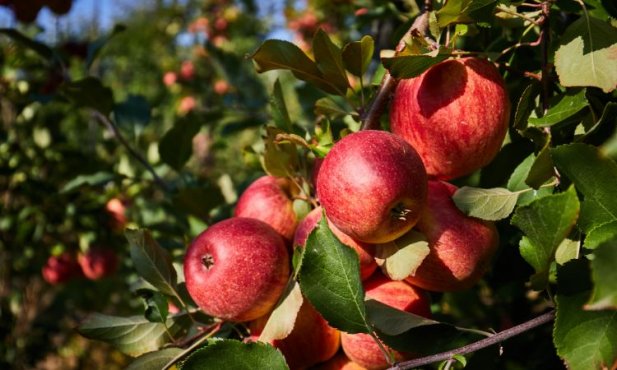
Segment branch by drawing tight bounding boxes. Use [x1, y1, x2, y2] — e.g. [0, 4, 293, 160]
[540, 0, 552, 112]
[390, 310, 555, 370]
[360, 9, 432, 131]
[92, 110, 171, 192]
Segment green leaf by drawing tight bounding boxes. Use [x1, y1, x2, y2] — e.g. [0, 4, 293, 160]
[259, 281, 303, 342]
[180, 340, 289, 370]
[125, 229, 178, 297]
[342, 35, 375, 77]
[173, 184, 225, 221]
[125, 348, 183, 370]
[554, 16, 617, 93]
[382, 50, 450, 79]
[114, 94, 151, 135]
[251, 39, 339, 94]
[0, 28, 56, 62]
[86, 24, 126, 69]
[555, 261, 617, 370]
[136, 289, 170, 323]
[507, 154, 553, 205]
[555, 239, 581, 265]
[435, 0, 497, 28]
[60, 171, 116, 193]
[585, 221, 617, 250]
[528, 89, 588, 127]
[78, 313, 190, 357]
[262, 126, 299, 177]
[374, 230, 430, 281]
[577, 102, 617, 138]
[270, 79, 292, 131]
[158, 117, 202, 171]
[512, 187, 580, 288]
[586, 239, 617, 310]
[525, 143, 554, 189]
[513, 82, 541, 130]
[299, 216, 370, 334]
[365, 299, 438, 336]
[61, 77, 114, 115]
[312, 29, 349, 94]
[452, 186, 519, 221]
[314, 97, 353, 119]
[552, 144, 617, 233]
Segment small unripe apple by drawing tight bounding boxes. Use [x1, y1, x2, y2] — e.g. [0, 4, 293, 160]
[78, 247, 118, 280]
[234, 176, 298, 242]
[390, 57, 510, 180]
[317, 130, 427, 244]
[405, 180, 499, 292]
[293, 207, 377, 281]
[248, 299, 340, 369]
[341, 274, 431, 370]
[184, 218, 289, 322]
[42, 252, 82, 285]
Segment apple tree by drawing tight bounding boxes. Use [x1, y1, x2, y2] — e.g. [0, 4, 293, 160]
[1, 0, 616, 369]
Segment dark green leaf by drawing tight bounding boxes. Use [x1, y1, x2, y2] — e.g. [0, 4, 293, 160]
[86, 24, 126, 69]
[365, 299, 438, 336]
[552, 144, 617, 233]
[180, 340, 289, 370]
[513, 82, 541, 130]
[577, 102, 617, 139]
[125, 348, 183, 370]
[313, 29, 349, 95]
[555, 261, 617, 370]
[159, 117, 202, 171]
[137, 289, 170, 323]
[507, 154, 553, 205]
[61, 77, 114, 115]
[299, 217, 370, 334]
[554, 16, 617, 93]
[452, 186, 518, 221]
[114, 94, 151, 135]
[314, 97, 353, 119]
[512, 187, 580, 288]
[382, 51, 450, 79]
[125, 229, 178, 297]
[525, 144, 554, 189]
[60, 172, 116, 193]
[342, 35, 375, 77]
[78, 313, 190, 357]
[528, 89, 588, 127]
[251, 39, 338, 94]
[0, 28, 56, 62]
[173, 184, 224, 220]
[435, 0, 498, 28]
[586, 239, 617, 310]
[270, 79, 292, 131]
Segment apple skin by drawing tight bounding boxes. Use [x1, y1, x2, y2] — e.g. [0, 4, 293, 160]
[248, 299, 340, 369]
[341, 273, 431, 370]
[42, 253, 83, 285]
[317, 130, 427, 244]
[78, 248, 118, 280]
[405, 180, 499, 292]
[184, 217, 289, 322]
[312, 353, 365, 370]
[390, 57, 510, 180]
[234, 176, 298, 242]
[293, 207, 377, 281]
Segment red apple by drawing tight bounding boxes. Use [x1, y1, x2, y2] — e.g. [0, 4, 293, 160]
[390, 57, 510, 180]
[248, 299, 340, 369]
[293, 207, 377, 281]
[405, 180, 499, 292]
[178, 96, 197, 114]
[106, 197, 127, 231]
[78, 247, 118, 280]
[184, 217, 289, 322]
[180, 60, 195, 80]
[213, 79, 230, 95]
[341, 274, 431, 370]
[316, 130, 427, 244]
[313, 353, 365, 370]
[42, 252, 82, 285]
[234, 176, 299, 242]
[163, 71, 177, 86]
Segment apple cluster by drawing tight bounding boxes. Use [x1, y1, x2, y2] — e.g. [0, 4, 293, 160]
[183, 57, 508, 369]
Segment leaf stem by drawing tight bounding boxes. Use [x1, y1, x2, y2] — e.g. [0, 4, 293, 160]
[389, 310, 555, 370]
[162, 322, 222, 370]
[369, 330, 396, 367]
[92, 111, 171, 192]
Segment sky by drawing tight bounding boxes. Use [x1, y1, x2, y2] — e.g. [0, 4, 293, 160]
[0, 0, 293, 42]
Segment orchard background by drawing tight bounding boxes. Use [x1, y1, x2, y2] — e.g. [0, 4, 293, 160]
[1, 0, 616, 369]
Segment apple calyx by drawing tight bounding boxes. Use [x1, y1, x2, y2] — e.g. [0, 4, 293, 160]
[201, 254, 215, 270]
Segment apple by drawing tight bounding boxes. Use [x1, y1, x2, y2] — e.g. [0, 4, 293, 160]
[294, 207, 377, 281]
[316, 130, 427, 244]
[78, 247, 118, 280]
[184, 217, 289, 322]
[313, 353, 365, 370]
[248, 299, 340, 369]
[390, 57, 510, 180]
[405, 180, 499, 291]
[213, 79, 230, 95]
[106, 197, 127, 231]
[178, 96, 197, 114]
[42, 253, 82, 285]
[12, 0, 42, 23]
[234, 176, 299, 242]
[341, 273, 431, 370]
[163, 71, 177, 86]
[180, 60, 195, 80]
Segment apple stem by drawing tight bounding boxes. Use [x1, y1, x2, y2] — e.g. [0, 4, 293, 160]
[389, 310, 555, 370]
[392, 203, 412, 221]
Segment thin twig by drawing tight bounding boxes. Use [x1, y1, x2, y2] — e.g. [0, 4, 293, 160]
[92, 111, 171, 192]
[390, 310, 555, 370]
[540, 0, 552, 112]
[162, 322, 222, 370]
